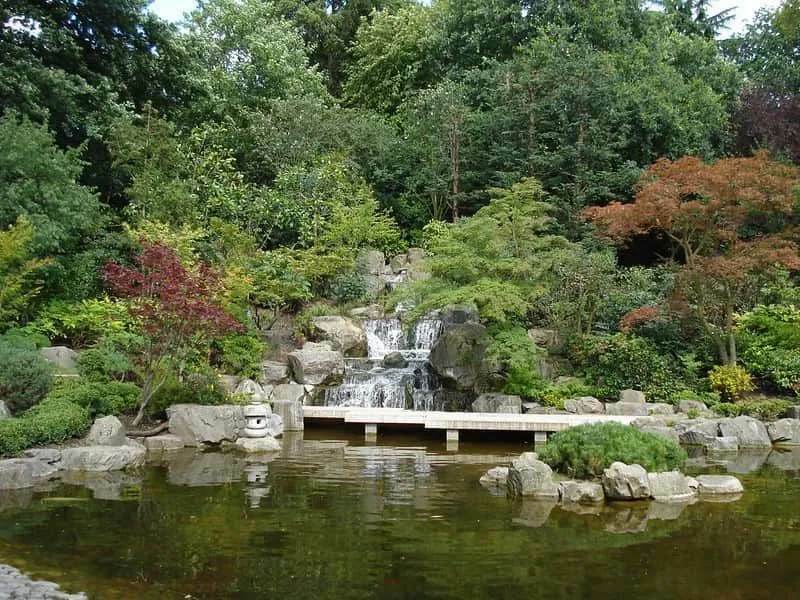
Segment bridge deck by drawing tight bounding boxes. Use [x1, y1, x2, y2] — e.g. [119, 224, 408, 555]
[303, 406, 637, 441]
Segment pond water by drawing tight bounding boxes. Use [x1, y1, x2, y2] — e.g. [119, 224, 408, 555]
[1, 430, 800, 599]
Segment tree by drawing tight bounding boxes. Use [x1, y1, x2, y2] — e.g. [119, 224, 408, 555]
[0, 113, 101, 256]
[0, 218, 49, 330]
[586, 152, 800, 365]
[735, 87, 800, 164]
[103, 243, 242, 425]
[655, 1, 734, 38]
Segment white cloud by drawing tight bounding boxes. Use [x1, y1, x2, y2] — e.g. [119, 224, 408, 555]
[709, 0, 781, 35]
[149, 0, 196, 23]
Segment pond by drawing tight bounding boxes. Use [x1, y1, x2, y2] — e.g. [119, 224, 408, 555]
[1, 430, 800, 599]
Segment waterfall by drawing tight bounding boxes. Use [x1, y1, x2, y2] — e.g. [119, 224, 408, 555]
[364, 319, 405, 359]
[410, 319, 445, 351]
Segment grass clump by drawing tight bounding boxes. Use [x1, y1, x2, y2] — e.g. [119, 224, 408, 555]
[538, 422, 687, 479]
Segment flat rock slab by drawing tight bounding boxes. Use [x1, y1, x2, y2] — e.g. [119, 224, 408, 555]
[167, 404, 246, 446]
[143, 434, 185, 452]
[560, 481, 604, 504]
[696, 475, 744, 495]
[767, 419, 800, 445]
[60, 445, 145, 472]
[604, 402, 648, 417]
[648, 471, 696, 503]
[234, 436, 281, 453]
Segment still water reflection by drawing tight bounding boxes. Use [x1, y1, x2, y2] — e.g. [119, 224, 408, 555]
[1, 431, 800, 599]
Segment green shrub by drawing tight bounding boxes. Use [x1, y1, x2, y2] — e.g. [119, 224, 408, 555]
[538, 380, 602, 410]
[148, 369, 225, 417]
[712, 398, 792, 421]
[77, 343, 135, 383]
[739, 305, 800, 396]
[47, 380, 141, 417]
[23, 298, 133, 348]
[326, 271, 367, 304]
[215, 332, 265, 379]
[709, 364, 755, 402]
[571, 334, 683, 401]
[669, 388, 720, 407]
[486, 327, 547, 399]
[0, 397, 91, 456]
[538, 422, 688, 479]
[0, 337, 53, 414]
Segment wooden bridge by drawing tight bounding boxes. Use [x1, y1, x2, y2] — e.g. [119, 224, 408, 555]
[303, 406, 638, 446]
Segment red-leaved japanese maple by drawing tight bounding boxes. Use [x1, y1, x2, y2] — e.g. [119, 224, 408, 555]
[585, 152, 800, 365]
[103, 242, 243, 425]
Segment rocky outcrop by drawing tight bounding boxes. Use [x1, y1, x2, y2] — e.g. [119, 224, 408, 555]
[479, 466, 509, 489]
[167, 404, 246, 446]
[259, 361, 290, 385]
[60, 445, 145, 472]
[601, 462, 651, 500]
[39, 346, 78, 371]
[507, 453, 559, 498]
[767, 418, 800, 445]
[604, 402, 648, 416]
[429, 323, 489, 391]
[288, 342, 345, 386]
[85, 416, 128, 446]
[471, 393, 522, 414]
[560, 481, 604, 504]
[269, 383, 311, 404]
[564, 396, 604, 414]
[526, 328, 562, 350]
[619, 389, 646, 404]
[356, 249, 388, 298]
[647, 471, 695, 502]
[695, 474, 744, 495]
[310, 316, 367, 356]
[718, 416, 772, 449]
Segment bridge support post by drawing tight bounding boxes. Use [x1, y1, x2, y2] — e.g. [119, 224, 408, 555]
[365, 423, 378, 441]
[446, 429, 459, 452]
[534, 431, 548, 446]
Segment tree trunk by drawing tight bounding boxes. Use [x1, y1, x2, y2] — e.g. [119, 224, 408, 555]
[727, 332, 737, 366]
[133, 373, 154, 427]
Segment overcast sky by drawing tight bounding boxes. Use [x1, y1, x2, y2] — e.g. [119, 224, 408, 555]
[149, 0, 783, 36]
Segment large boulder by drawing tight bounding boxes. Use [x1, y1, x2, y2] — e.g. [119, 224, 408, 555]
[674, 419, 720, 446]
[60, 445, 145, 471]
[560, 481, 604, 504]
[695, 474, 744, 495]
[429, 323, 489, 391]
[271, 399, 304, 431]
[259, 361, 290, 385]
[288, 342, 345, 385]
[479, 466, 509, 489]
[382, 351, 408, 369]
[39, 346, 78, 371]
[310, 316, 367, 356]
[0, 460, 35, 490]
[647, 471, 695, 502]
[85, 416, 128, 447]
[564, 396, 604, 415]
[167, 404, 246, 446]
[678, 399, 709, 415]
[619, 389, 646, 404]
[506, 454, 559, 498]
[767, 418, 800, 445]
[707, 436, 740, 452]
[601, 462, 651, 500]
[646, 403, 675, 416]
[604, 402, 648, 416]
[786, 405, 800, 419]
[472, 393, 522, 414]
[718, 416, 772, 449]
[356, 249, 388, 299]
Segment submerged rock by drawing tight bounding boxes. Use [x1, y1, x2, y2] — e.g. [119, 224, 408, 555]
[602, 462, 651, 500]
[695, 474, 744, 495]
[472, 393, 522, 414]
[60, 445, 145, 472]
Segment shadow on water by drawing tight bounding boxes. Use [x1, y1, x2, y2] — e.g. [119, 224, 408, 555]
[1, 432, 800, 599]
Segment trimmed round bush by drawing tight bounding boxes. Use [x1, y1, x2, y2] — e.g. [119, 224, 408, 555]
[538, 422, 687, 479]
[0, 338, 53, 414]
[46, 380, 141, 417]
[0, 397, 91, 456]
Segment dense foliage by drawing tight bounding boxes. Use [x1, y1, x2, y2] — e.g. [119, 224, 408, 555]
[539, 422, 688, 479]
[1, 0, 799, 452]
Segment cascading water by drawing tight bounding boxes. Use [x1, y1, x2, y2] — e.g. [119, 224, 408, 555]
[324, 315, 445, 410]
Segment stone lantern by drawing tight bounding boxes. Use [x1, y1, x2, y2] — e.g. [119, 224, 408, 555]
[244, 401, 269, 438]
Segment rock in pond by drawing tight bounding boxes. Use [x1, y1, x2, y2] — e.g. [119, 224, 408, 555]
[675, 419, 720, 446]
[143, 434, 185, 452]
[479, 466, 509, 489]
[718, 416, 772, 449]
[619, 389, 646, 404]
[560, 481, 604, 504]
[0, 460, 36, 490]
[707, 436, 739, 452]
[288, 342, 346, 386]
[310, 316, 367, 357]
[234, 436, 281, 453]
[167, 404, 246, 446]
[602, 462, 651, 500]
[86, 416, 128, 446]
[695, 475, 744, 495]
[604, 402, 648, 417]
[60, 445, 145, 472]
[767, 418, 800, 445]
[647, 471, 695, 502]
[564, 396, 604, 415]
[270, 399, 304, 431]
[507, 454, 558, 498]
[472, 393, 521, 414]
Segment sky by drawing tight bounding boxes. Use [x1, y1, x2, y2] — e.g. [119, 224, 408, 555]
[149, 0, 783, 35]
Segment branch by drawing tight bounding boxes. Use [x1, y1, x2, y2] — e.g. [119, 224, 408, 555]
[127, 421, 170, 438]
